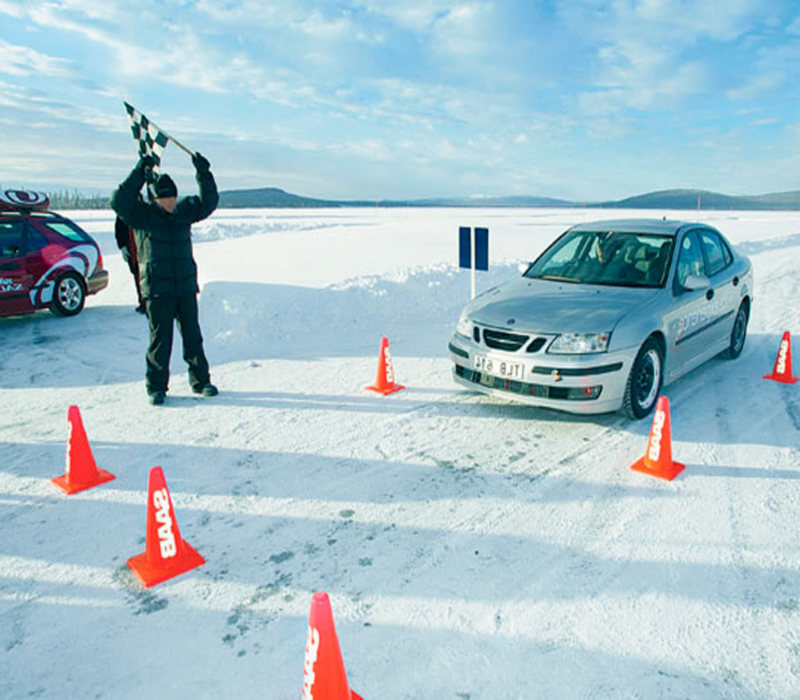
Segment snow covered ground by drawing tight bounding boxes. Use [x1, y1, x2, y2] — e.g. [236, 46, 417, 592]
[1, 207, 799, 699]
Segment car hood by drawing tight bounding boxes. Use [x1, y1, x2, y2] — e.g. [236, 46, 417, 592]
[466, 277, 659, 333]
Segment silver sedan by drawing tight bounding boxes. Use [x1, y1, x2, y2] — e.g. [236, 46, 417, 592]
[449, 218, 753, 418]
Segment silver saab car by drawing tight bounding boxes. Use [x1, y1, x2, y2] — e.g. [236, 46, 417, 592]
[449, 219, 752, 419]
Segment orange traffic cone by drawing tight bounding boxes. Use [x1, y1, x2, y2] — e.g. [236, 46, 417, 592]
[302, 591, 364, 700]
[365, 336, 404, 395]
[127, 466, 205, 588]
[630, 395, 685, 481]
[51, 405, 115, 494]
[763, 331, 799, 384]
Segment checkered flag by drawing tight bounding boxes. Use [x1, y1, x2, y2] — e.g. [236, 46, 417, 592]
[124, 102, 169, 194]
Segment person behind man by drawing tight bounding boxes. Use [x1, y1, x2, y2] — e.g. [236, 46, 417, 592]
[111, 152, 219, 405]
[114, 214, 145, 313]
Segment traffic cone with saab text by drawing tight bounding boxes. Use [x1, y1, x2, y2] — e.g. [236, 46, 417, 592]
[365, 335, 404, 395]
[302, 591, 363, 700]
[630, 395, 685, 481]
[127, 466, 205, 588]
[764, 331, 799, 384]
[51, 405, 115, 494]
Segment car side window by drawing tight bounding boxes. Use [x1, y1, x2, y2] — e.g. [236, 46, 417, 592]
[699, 230, 730, 276]
[0, 221, 26, 259]
[676, 231, 705, 287]
[27, 225, 49, 251]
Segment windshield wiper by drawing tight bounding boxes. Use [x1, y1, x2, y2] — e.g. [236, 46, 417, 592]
[535, 274, 580, 283]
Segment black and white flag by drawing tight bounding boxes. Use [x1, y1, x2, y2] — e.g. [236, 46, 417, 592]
[124, 102, 169, 191]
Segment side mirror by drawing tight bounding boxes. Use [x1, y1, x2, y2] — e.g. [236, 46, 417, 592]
[683, 274, 710, 291]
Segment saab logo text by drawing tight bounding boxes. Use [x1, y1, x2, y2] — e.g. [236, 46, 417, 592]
[153, 487, 177, 558]
[301, 625, 321, 699]
[648, 410, 666, 463]
[65, 421, 75, 475]
[384, 347, 395, 384]
[776, 339, 789, 375]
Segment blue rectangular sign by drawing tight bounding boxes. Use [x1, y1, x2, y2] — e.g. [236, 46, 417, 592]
[458, 226, 471, 268]
[474, 227, 488, 271]
[458, 226, 489, 270]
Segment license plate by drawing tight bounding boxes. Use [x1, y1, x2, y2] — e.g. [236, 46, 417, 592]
[473, 354, 524, 380]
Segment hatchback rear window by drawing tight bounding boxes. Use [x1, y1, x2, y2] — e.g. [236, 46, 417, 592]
[44, 221, 90, 242]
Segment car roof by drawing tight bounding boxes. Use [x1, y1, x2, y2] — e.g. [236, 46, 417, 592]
[0, 209, 62, 221]
[567, 218, 710, 237]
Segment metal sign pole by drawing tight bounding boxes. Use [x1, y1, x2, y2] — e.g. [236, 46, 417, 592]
[471, 226, 477, 300]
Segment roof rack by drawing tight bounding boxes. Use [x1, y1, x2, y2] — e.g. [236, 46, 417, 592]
[0, 189, 51, 212]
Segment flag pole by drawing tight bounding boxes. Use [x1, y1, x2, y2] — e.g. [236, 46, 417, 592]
[166, 133, 195, 157]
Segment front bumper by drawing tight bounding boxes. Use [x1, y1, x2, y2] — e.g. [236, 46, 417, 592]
[448, 331, 636, 415]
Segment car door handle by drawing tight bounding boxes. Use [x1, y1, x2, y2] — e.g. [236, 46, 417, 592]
[732, 276, 739, 286]
[706, 289, 714, 301]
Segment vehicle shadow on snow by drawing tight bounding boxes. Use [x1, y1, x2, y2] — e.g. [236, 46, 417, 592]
[205, 388, 626, 424]
[656, 331, 800, 450]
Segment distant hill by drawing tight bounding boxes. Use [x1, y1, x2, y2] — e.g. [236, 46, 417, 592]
[217, 189, 577, 209]
[217, 186, 800, 210]
[218, 187, 342, 208]
[598, 188, 800, 210]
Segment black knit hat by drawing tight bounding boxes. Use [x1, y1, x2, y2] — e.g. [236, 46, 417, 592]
[154, 173, 177, 198]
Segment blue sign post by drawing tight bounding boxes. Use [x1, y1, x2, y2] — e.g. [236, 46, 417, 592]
[458, 226, 489, 298]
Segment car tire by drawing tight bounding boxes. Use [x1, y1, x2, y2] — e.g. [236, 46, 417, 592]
[622, 337, 663, 420]
[720, 301, 748, 360]
[50, 271, 86, 316]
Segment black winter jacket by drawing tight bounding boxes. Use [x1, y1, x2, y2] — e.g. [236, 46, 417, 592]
[111, 164, 218, 298]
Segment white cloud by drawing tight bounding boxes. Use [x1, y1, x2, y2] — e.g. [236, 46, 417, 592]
[0, 0, 23, 18]
[0, 39, 72, 77]
[727, 71, 786, 101]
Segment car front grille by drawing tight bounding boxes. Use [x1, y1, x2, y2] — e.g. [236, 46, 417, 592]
[483, 329, 529, 351]
[477, 327, 550, 354]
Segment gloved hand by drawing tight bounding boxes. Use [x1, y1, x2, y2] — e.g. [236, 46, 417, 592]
[137, 154, 155, 172]
[121, 246, 131, 263]
[192, 151, 211, 172]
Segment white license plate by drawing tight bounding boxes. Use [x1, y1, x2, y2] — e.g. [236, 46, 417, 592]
[473, 354, 524, 380]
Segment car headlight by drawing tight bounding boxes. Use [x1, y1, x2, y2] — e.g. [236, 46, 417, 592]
[456, 312, 473, 339]
[548, 332, 610, 354]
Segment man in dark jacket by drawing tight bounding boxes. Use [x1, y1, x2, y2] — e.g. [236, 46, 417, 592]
[111, 152, 219, 405]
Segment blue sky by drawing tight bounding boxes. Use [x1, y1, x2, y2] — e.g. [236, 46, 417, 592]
[1, 0, 799, 200]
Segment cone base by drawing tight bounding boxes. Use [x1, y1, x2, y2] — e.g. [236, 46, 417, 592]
[127, 542, 205, 588]
[51, 468, 115, 495]
[365, 383, 405, 395]
[763, 373, 799, 384]
[630, 456, 685, 481]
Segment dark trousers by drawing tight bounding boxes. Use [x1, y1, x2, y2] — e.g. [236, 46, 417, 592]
[145, 294, 211, 394]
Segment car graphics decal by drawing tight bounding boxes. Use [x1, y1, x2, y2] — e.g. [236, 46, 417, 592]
[28, 244, 98, 306]
[0, 277, 24, 294]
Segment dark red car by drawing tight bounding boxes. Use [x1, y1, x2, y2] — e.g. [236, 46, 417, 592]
[0, 189, 108, 317]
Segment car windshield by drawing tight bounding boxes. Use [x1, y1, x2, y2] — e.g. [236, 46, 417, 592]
[524, 230, 674, 288]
